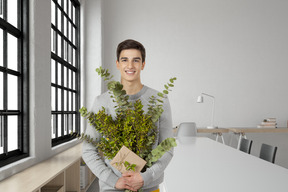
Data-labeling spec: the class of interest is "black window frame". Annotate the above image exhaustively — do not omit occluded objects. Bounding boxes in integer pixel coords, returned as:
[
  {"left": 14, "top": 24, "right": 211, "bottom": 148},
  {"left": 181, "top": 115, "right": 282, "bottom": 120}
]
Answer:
[
  {"left": 0, "top": 0, "right": 29, "bottom": 167},
  {"left": 51, "top": 0, "right": 80, "bottom": 147}
]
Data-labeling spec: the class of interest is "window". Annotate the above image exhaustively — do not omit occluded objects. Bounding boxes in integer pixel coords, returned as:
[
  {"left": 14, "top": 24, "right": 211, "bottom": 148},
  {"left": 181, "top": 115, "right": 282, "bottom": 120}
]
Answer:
[
  {"left": 51, "top": 0, "right": 80, "bottom": 147},
  {"left": 0, "top": 0, "right": 29, "bottom": 167}
]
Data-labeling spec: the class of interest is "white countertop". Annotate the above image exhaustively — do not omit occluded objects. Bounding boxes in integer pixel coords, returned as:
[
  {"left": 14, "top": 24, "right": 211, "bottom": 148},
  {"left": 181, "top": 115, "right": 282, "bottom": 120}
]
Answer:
[{"left": 163, "top": 137, "right": 288, "bottom": 192}]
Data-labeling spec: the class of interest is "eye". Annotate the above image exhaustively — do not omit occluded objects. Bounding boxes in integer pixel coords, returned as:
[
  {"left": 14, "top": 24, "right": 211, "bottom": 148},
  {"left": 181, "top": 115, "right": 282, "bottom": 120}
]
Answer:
[
  {"left": 121, "top": 59, "right": 127, "bottom": 62},
  {"left": 134, "top": 59, "right": 140, "bottom": 63}
]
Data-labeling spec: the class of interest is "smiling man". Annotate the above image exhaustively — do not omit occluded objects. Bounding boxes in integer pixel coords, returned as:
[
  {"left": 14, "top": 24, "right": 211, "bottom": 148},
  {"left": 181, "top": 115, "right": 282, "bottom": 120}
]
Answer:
[{"left": 82, "top": 39, "right": 174, "bottom": 192}]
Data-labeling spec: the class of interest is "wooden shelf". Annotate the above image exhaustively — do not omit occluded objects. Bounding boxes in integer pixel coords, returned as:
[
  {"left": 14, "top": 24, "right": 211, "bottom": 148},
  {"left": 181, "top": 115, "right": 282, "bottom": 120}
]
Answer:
[
  {"left": 42, "top": 186, "right": 64, "bottom": 192},
  {"left": 0, "top": 143, "right": 95, "bottom": 192}
]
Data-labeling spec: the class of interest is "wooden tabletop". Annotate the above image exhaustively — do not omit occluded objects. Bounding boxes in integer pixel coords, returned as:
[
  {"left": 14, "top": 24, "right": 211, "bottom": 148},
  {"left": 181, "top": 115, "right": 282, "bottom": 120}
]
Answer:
[
  {"left": 173, "top": 127, "right": 229, "bottom": 135},
  {"left": 197, "top": 128, "right": 229, "bottom": 133},
  {"left": 229, "top": 128, "right": 288, "bottom": 134},
  {"left": 173, "top": 127, "right": 288, "bottom": 135}
]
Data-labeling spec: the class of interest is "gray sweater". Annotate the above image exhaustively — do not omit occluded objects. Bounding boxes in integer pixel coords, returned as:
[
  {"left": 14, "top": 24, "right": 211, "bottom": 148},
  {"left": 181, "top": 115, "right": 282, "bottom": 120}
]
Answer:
[{"left": 82, "top": 85, "right": 174, "bottom": 192}]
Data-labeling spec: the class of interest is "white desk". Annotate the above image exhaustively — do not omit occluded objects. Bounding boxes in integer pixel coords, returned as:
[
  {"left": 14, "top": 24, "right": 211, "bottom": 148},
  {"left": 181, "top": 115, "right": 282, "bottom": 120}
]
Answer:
[{"left": 164, "top": 137, "right": 288, "bottom": 192}]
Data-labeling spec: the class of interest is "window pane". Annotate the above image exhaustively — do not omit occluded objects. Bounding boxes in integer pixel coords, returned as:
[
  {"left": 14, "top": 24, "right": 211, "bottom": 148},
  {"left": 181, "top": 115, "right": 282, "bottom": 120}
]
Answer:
[
  {"left": 72, "top": 26, "right": 75, "bottom": 45},
  {"left": 72, "top": 71, "right": 75, "bottom": 90},
  {"left": 68, "top": 114, "right": 72, "bottom": 132},
  {"left": 69, "top": 2, "right": 73, "bottom": 20},
  {"left": 51, "top": 114, "right": 57, "bottom": 138},
  {"left": 68, "top": 91, "right": 72, "bottom": 111},
  {"left": 58, "top": 88, "right": 62, "bottom": 110},
  {"left": 72, "top": 6, "right": 75, "bottom": 24},
  {"left": 68, "top": 23, "right": 72, "bottom": 42},
  {"left": 51, "top": 1, "right": 55, "bottom": 25},
  {"left": 51, "top": 29, "right": 55, "bottom": 53},
  {"left": 0, "top": 72, "right": 3, "bottom": 110},
  {"left": 57, "top": 8, "right": 62, "bottom": 31},
  {"left": 0, "top": 0, "right": 3, "bottom": 19},
  {"left": 64, "top": 67, "right": 67, "bottom": 87},
  {"left": 51, "top": 86, "right": 55, "bottom": 111},
  {"left": 64, "top": 17, "right": 67, "bottom": 36},
  {"left": 68, "top": 0, "right": 71, "bottom": 18},
  {"left": 51, "top": 59, "right": 56, "bottom": 84},
  {"left": 57, "top": 114, "right": 62, "bottom": 137},
  {"left": 57, "top": 0, "right": 62, "bottom": 6},
  {"left": 8, "top": 116, "right": 18, "bottom": 151},
  {"left": 64, "top": 41, "right": 67, "bottom": 60},
  {"left": 68, "top": 44, "right": 71, "bottom": 63},
  {"left": 73, "top": 114, "right": 75, "bottom": 132},
  {"left": 7, "top": 75, "right": 17, "bottom": 110},
  {"left": 7, "top": 0, "right": 18, "bottom": 28},
  {"left": 66, "top": 69, "right": 70, "bottom": 88},
  {"left": 68, "top": 69, "right": 72, "bottom": 89},
  {"left": 7, "top": 33, "right": 18, "bottom": 71},
  {"left": 73, "top": 48, "right": 76, "bottom": 66},
  {"left": 64, "top": 114, "right": 67, "bottom": 134},
  {"left": 0, "top": 30, "right": 3, "bottom": 67},
  {"left": 57, "top": 34, "right": 62, "bottom": 56},
  {"left": 0, "top": 116, "right": 3, "bottom": 154},
  {"left": 57, "top": 63, "right": 62, "bottom": 85},
  {"left": 64, "top": 0, "right": 67, "bottom": 13},
  {"left": 64, "top": 90, "right": 67, "bottom": 111},
  {"left": 72, "top": 92, "right": 75, "bottom": 111}
]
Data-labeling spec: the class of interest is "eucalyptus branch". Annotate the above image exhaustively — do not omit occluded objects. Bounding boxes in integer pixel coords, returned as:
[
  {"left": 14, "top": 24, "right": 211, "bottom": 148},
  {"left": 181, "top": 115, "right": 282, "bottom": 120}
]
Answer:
[
  {"left": 147, "top": 77, "right": 177, "bottom": 122},
  {"left": 74, "top": 67, "right": 177, "bottom": 189}
]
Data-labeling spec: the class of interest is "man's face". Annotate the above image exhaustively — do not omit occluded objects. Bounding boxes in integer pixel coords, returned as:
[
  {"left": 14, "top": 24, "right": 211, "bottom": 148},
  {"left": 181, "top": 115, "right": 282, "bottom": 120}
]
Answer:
[{"left": 116, "top": 49, "right": 145, "bottom": 83}]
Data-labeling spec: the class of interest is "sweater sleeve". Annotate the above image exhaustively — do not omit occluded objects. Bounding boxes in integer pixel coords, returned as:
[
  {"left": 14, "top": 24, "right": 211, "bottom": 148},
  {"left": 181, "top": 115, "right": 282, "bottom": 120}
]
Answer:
[
  {"left": 82, "top": 96, "right": 119, "bottom": 188},
  {"left": 140, "top": 97, "right": 174, "bottom": 187}
]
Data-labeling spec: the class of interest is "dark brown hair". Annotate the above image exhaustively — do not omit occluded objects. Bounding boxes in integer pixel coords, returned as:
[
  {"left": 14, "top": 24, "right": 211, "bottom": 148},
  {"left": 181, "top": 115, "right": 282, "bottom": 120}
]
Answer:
[{"left": 116, "top": 39, "right": 146, "bottom": 62}]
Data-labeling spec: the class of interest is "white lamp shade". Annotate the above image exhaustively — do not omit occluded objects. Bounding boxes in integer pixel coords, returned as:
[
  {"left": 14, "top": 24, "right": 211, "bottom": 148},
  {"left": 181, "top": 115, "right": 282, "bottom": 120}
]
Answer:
[{"left": 197, "top": 95, "right": 203, "bottom": 103}]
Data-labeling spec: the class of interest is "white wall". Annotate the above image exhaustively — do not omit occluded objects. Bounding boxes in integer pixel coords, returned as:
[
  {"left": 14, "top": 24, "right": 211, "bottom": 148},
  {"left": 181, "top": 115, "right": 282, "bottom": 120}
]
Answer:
[
  {"left": 82, "top": 0, "right": 102, "bottom": 109},
  {"left": 101, "top": 0, "right": 288, "bottom": 128},
  {"left": 81, "top": 0, "right": 103, "bottom": 130}
]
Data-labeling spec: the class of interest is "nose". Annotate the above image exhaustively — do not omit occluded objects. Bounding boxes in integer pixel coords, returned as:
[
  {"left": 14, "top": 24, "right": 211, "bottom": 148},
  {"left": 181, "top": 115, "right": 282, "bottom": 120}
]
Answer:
[{"left": 127, "top": 60, "right": 134, "bottom": 68}]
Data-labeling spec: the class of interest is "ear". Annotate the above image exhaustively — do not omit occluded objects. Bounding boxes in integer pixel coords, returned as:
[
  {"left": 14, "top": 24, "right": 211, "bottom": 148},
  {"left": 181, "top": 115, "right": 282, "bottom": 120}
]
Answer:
[
  {"left": 116, "top": 60, "right": 120, "bottom": 70},
  {"left": 141, "top": 61, "right": 146, "bottom": 70}
]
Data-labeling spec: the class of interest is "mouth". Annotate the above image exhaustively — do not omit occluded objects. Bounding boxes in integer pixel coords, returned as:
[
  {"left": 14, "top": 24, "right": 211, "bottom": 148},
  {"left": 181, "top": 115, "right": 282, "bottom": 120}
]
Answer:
[{"left": 125, "top": 70, "right": 136, "bottom": 75}]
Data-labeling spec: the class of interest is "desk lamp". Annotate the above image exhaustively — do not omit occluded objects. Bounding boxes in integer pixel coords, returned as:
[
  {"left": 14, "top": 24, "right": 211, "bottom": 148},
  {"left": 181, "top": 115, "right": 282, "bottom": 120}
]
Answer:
[{"left": 197, "top": 93, "right": 218, "bottom": 129}]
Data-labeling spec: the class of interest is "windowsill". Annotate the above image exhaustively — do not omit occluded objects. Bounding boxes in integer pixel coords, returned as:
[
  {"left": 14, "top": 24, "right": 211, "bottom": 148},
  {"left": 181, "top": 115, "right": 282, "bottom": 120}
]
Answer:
[{"left": 0, "top": 138, "right": 81, "bottom": 182}]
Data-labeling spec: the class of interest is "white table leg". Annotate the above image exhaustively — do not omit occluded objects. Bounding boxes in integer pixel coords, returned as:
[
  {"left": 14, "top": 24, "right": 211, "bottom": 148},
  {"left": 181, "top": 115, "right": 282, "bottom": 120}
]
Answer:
[
  {"left": 237, "top": 133, "right": 243, "bottom": 150},
  {"left": 221, "top": 134, "right": 225, "bottom": 145}
]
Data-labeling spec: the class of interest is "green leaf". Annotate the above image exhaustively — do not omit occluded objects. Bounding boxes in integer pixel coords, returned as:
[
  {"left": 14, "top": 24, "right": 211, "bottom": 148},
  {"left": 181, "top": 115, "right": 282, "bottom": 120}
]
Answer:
[
  {"left": 163, "top": 90, "right": 169, "bottom": 94},
  {"left": 157, "top": 92, "right": 164, "bottom": 97}
]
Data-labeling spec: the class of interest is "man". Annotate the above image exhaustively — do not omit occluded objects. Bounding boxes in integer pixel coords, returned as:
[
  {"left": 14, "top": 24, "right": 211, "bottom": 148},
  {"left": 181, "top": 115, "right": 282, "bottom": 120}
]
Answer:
[{"left": 82, "top": 39, "right": 174, "bottom": 192}]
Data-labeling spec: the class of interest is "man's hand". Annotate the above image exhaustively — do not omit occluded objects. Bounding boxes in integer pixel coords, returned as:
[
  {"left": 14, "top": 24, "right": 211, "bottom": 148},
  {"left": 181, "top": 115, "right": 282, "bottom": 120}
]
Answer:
[
  {"left": 122, "top": 172, "right": 144, "bottom": 191},
  {"left": 115, "top": 176, "right": 137, "bottom": 191}
]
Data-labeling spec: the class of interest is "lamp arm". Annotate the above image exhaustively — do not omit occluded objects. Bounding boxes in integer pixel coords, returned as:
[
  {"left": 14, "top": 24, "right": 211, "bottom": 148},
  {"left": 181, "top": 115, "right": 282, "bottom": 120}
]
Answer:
[{"left": 201, "top": 93, "right": 215, "bottom": 98}]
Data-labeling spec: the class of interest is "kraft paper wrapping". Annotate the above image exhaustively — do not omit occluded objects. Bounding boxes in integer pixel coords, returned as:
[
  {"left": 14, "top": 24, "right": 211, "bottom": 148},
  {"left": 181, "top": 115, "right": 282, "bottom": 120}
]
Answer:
[{"left": 110, "top": 146, "right": 147, "bottom": 173}]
